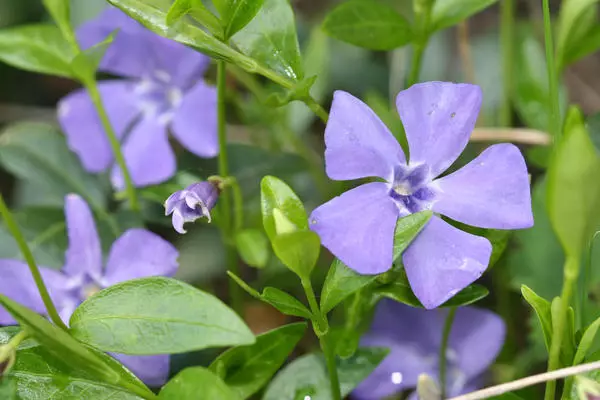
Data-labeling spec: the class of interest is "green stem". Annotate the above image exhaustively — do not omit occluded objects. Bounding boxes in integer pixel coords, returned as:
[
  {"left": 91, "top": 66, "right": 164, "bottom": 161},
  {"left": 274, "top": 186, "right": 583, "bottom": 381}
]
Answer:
[
  {"left": 303, "top": 96, "right": 329, "bottom": 124},
  {"left": 500, "top": 0, "right": 514, "bottom": 127},
  {"left": 407, "top": 42, "right": 426, "bottom": 87},
  {"left": 84, "top": 80, "right": 139, "bottom": 212},
  {"left": 217, "top": 60, "right": 243, "bottom": 315},
  {"left": 320, "top": 335, "right": 342, "bottom": 400},
  {"left": 544, "top": 256, "right": 580, "bottom": 400},
  {"left": 440, "top": 307, "right": 458, "bottom": 399},
  {"left": 542, "top": 0, "right": 561, "bottom": 141},
  {"left": 0, "top": 194, "right": 68, "bottom": 331},
  {"left": 228, "top": 178, "right": 244, "bottom": 232}
]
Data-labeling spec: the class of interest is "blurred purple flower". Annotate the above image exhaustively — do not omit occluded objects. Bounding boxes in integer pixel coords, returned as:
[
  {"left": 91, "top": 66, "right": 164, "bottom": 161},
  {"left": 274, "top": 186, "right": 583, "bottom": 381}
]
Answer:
[
  {"left": 309, "top": 82, "right": 533, "bottom": 309},
  {"left": 0, "top": 194, "right": 178, "bottom": 386},
  {"left": 352, "top": 300, "right": 505, "bottom": 400},
  {"left": 165, "top": 181, "right": 220, "bottom": 234},
  {"left": 58, "top": 7, "right": 218, "bottom": 189}
]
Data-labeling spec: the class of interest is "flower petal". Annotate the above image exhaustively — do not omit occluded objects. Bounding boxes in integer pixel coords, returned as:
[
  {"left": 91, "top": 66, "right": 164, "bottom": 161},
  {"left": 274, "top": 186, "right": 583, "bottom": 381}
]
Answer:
[
  {"left": 402, "top": 216, "right": 491, "bottom": 309},
  {"left": 0, "top": 260, "right": 69, "bottom": 324},
  {"left": 450, "top": 307, "right": 505, "bottom": 379},
  {"left": 111, "top": 353, "right": 170, "bottom": 387},
  {"left": 58, "top": 81, "right": 139, "bottom": 173},
  {"left": 103, "top": 229, "right": 178, "bottom": 286},
  {"left": 309, "top": 182, "right": 399, "bottom": 275},
  {"left": 171, "top": 82, "right": 218, "bottom": 158},
  {"left": 110, "top": 116, "right": 176, "bottom": 189},
  {"left": 432, "top": 144, "right": 534, "bottom": 229},
  {"left": 63, "top": 194, "right": 102, "bottom": 279},
  {"left": 396, "top": 82, "right": 482, "bottom": 177},
  {"left": 324, "top": 91, "right": 405, "bottom": 181}
]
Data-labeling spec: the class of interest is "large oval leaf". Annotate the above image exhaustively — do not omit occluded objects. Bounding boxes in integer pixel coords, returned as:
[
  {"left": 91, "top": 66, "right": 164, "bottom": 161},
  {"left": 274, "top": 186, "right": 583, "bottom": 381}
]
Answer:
[{"left": 70, "top": 277, "right": 255, "bottom": 354}]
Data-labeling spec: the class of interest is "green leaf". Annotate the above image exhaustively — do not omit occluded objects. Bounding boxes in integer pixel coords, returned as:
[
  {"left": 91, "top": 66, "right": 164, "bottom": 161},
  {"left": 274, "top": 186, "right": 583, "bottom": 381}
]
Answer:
[
  {"left": 556, "top": 0, "right": 599, "bottom": 70},
  {"left": 42, "top": 0, "right": 74, "bottom": 42},
  {"left": 0, "top": 24, "right": 75, "bottom": 78},
  {"left": 574, "top": 316, "right": 600, "bottom": 365},
  {"left": 69, "top": 277, "right": 255, "bottom": 354},
  {"left": 159, "top": 367, "right": 239, "bottom": 400},
  {"left": 166, "top": 0, "right": 223, "bottom": 37},
  {"left": 261, "top": 176, "right": 307, "bottom": 241},
  {"left": 0, "top": 296, "right": 153, "bottom": 399},
  {"left": 320, "top": 259, "right": 377, "bottom": 314},
  {"left": 227, "top": 272, "right": 312, "bottom": 318},
  {"left": 0, "top": 122, "right": 108, "bottom": 210},
  {"left": 263, "top": 348, "right": 388, "bottom": 400},
  {"left": 430, "top": 0, "right": 498, "bottom": 32},
  {"left": 547, "top": 114, "right": 600, "bottom": 257},
  {"left": 551, "top": 297, "right": 577, "bottom": 366},
  {"left": 322, "top": 0, "right": 412, "bottom": 51},
  {"left": 272, "top": 231, "right": 320, "bottom": 279},
  {"left": 235, "top": 229, "right": 270, "bottom": 268},
  {"left": 392, "top": 211, "right": 432, "bottom": 260},
  {"left": 209, "top": 323, "right": 306, "bottom": 398},
  {"left": 224, "top": 0, "right": 265, "bottom": 39},
  {"left": 70, "top": 32, "right": 116, "bottom": 83},
  {"left": 562, "top": 24, "right": 600, "bottom": 68},
  {"left": 521, "top": 285, "right": 553, "bottom": 351},
  {"left": 231, "top": 0, "right": 303, "bottom": 81}
]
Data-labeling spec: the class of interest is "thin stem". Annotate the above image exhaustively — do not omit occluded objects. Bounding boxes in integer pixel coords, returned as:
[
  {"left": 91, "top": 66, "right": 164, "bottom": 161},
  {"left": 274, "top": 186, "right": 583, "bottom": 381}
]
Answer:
[
  {"left": 545, "top": 256, "right": 580, "bottom": 400},
  {"left": 217, "top": 60, "right": 243, "bottom": 315},
  {"left": 303, "top": 96, "right": 329, "bottom": 124},
  {"left": 440, "top": 307, "right": 458, "bottom": 398},
  {"left": 500, "top": 0, "right": 515, "bottom": 126},
  {"left": 542, "top": 0, "right": 561, "bottom": 141},
  {"left": 7, "top": 330, "right": 28, "bottom": 349},
  {"left": 84, "top": 80, "right": 139, "bottom": 211},
  {"left": 449, "top": 359, "right": 600, "bottom": 400},
  {"left": 0, "top": 194, "right": 68, "bottom": 331},
  {"left": 407, "top": 43, "right": 426, "bottom": 87},
  {"left": 320, "top": 335, "right": 342, "bottom": 400}
]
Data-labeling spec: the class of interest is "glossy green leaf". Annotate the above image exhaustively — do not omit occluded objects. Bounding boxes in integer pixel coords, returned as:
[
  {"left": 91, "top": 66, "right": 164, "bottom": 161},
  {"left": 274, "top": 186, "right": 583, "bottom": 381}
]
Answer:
[
  {"left": 70, "top": 32, "right": 116, "bottom": 83},
  {"left": 392, "top": 211, "right": 432, "bottom": 260},
  {"left": 320, "top": 259, "right": 377, "bottom": 314},
  {"left": 547, "top": 116, "right": 600, "bottom": 257},
  {"left": 235, "top": 229, "right": 269, "bottom": 268},
  {"left": 159, "top": 367, "right": 239, "bottom": 400},
  {"left": 263, "top": 348, "right": 388, "bottom": 400},
  {"left": 272, "top": 231, "right": 320, "bottom": 279},
  {"left": 227, "top": 272, "right": 312, "bottom": 318},
  {"left": 70, "top": 277, "right": 255, "bottom": 354},
  {"left": 166, "top": 0, "right": 223, "bottom": 37},
  {"left": 430, "top": 0, "right": 498, "bottom": 32},
  {"left": 0, "top": 296, "right": 154, "bottom": 399},
  {"left": 224, "top": 0, "right": 265, "bottom": 39},
  {"left": 521, "top": 285, "right": 553, "bottom": 351},
  {"left": 231, "top": 0, "right": 303, "bottom": 81},
  {"left": 0, "top": 122, "right": 108, "bottom": 210},
  {"left": 322, "top": 0, "right": 412, "bottom": 51},
  {"left": 556, "top": 0, "right": 600, "bottom": 70},
  {"left": 209, "top": 323, "right": 306, "bottom": 398},
  {"left": 0, "top": 24, "right": 74, "bottom": 78},
  {"left": 574, "top": 316, "right": 600, "bottom": 365},
  {"left": 42, "top": 0, "right": 74, "bottom": 42},
  {"left": 261, "top": 176, "right": 307, "bottom": 241}
]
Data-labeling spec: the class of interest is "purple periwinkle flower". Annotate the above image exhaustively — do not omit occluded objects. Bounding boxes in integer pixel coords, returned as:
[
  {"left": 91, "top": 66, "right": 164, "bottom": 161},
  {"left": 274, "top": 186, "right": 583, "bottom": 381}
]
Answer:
[
  {"left": 352, "top": 300, "right": 505, "bottom": 400},
  {"left": 165, "top": 181, "right": 220, "bottom": 234},
  {"left": 310, "top": 82, "right": 533, "bottom": 309},
  {"left": 0, "top": 194, "right": 179, "bottom": 386},
  {"left": 58, "top": 8, "right": 218, "bottom": 189}
]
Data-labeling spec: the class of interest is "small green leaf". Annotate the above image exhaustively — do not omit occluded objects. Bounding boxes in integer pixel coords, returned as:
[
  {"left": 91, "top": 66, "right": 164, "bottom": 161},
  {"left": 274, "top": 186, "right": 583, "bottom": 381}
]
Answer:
[
  {"left": 235, "top": 229, "right": 269, "bottom": 268},
  {"left": 159, "top": 367, "right": 239, "bottom": 400},
  {"left": 231, "top": 0, "right": 303, "bottom": 81},
  {"left": 209, "top": 323, "right": 306, "bottom": 398},
  {"left": 0, "top": 24, "right": 75, "bottom": 78},
  {"left": 551, "top": 297, "right": 576, "bottom": 366},
  {"left": 320, "top": 259, "right": 377, "bottom": 314},
  {"left": 70, "top": 32, "right": 116, "bottom": 83},
  {"left": 70, "top": 277, "right": 255, "bottom": 354},
  {"left": 224, "top": 0, "right": 265, "bottom": 39},
  {"left": 263, "top": 348, "right": 389, "bottom": 400},
  {"left": 556, "top": 0, "right": 599, "bottom": 70},
  {"left": 430, "top": 0, "right": 498, "bottom": 32},
  {"left": 272, "top": 231, "right": 321, "bottom": 279},
  {"left": 272, "top": 208, "right": 299, "bottom": 235},
  {"left": 323, "top": 0, "right": 412, "bottom": 51},
  {"left": 521, "top": 285, "right": 553, "bottom": 351},
  {"left": 392, "top": 211, "right": 432, "bottom": 261},
  {"left": 261, "top": 176, "right": 307, "bottom": 241},
  {"left": 166, "top": 0, "right": 223, "bottom": 37},
  {"left": 547, "top": 113, "right": 600, "bottom": 257},
  {"left": 0, "top": 296, "right": 154, "bottom": 398},
  {"left": 561, "top": 25, "right": 600, "bottom": 69},
  {"left": 574, "top": 316, "right": 600, "bottom": 365}
]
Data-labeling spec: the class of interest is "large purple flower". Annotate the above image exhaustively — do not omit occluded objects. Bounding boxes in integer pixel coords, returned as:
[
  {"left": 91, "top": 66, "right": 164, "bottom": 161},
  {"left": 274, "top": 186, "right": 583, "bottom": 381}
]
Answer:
[
  {"left": 0, "top": 194, "right": 178, "bottom": 386},
  {"left": 58, "top": 7, "right": 218, "bottom": 189},
  {"left": 310, "top": 82, "right": 533, "bottom": 309},
  {"left": 353, "top": 300, "right": 505, "bottom": 399}
]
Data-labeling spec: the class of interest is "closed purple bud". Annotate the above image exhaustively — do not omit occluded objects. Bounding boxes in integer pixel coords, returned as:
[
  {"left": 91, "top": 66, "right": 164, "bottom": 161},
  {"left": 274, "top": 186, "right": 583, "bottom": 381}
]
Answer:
[{"left": 165, "top": 182, "right": 220, "bottom": 234}]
